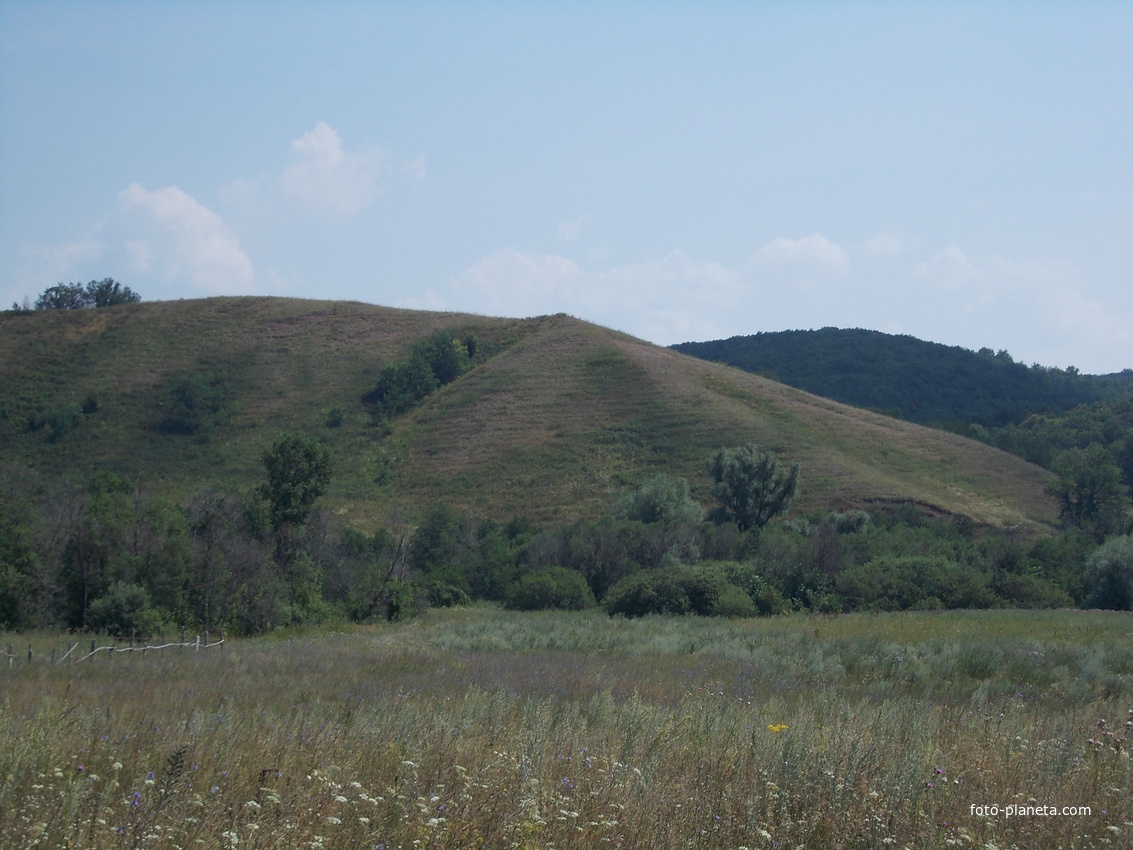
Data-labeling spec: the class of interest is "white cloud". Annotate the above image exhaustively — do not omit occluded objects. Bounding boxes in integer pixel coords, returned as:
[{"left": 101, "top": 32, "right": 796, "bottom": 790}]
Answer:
[
  {"left": 857, "top": 231, "right": 914, "bottom": 258},
  {"left": 435, "top": 248, "right": 744, "bottom": 344},
  {"left": 119, "top": 183, "right": 254, "bottom": 292},
  {"left": 557, "top": 215, "right": 591, "bottom": 244},
  {"left": 280, "top": 121, "right": 384, "bottom": 214},
  {"left": 913, "top": 245, "right": 977, "bottom": 290},
  {"left": 756, "top": 233, "right": 850, "bottom": 276}
]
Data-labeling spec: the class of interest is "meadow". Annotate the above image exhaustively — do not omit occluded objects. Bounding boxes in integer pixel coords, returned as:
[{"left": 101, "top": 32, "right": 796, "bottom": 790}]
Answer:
[{"left": 2, "top": 608, "right": 1131, "bottom": 849}]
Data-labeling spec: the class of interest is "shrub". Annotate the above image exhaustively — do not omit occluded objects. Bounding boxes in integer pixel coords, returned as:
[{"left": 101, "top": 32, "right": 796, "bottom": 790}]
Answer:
[
  {"left": 613, "top": 474, "right": 701, "bottom": 525},
  {"left": 507, "top": 567, "right": 596, "bottom": 611},
  {"left": 836, "top": 556, "right": 996, "bottom": 611},
  {"left": 714, "top": 561, "right": 788, "bottom": 615},
  {"left": 604, "top": 565, "right": 754, "bottom": 618},
  {"left": 993, "top": 573, "right": 1074, "bottom": 609},
  {"left": 1085, "top": 535, "right": 1133, "bottom": 610},
  {"left": 86, "top": 582, "right": 165, "bottom": 638}
]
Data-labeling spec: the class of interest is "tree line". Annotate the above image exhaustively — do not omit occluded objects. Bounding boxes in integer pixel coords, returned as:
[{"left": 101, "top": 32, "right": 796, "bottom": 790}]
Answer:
[
  {"left": 3, "top": 437, "right": 1131, "bottom": 637},
  {"left": 9, "top": 279, "right": 142, "bottom": 312}
]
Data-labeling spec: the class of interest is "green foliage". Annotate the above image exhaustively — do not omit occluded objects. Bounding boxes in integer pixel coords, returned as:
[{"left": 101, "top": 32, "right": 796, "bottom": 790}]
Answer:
[
  {"left": 707, "top": 444, "right": 800, "bottom": 531},
  {"left": 0, "top": 508, "right": 39, "bottom": 629},
  {"left": 1044, "top": 444, "right": 1130, "bottom": 540},
  {"left": 673, "top": 327, "right": 1133, "bottom": 427},
  {"left": 1085, "top": 535, "right": 1133, "bottom": 611},
  {"left": 258, "top": 433, "right": 334, "bottom": 530},
  {"left": 86, "top": 582, "right": 165, "bottom": 638},
  {"left": 507, "top": 566, "right": 596, "bottom": 611},
  {"left": 34, "top": 278, "right": 141, "bottom": 310},
  {"left": 835, "top": 556, "right": 997, "bottom": 612},
  {"left": 159, "top": 371, "right": 231, "bottom": 438},
  {"left": 613, "top": 473, "right": 701, "bottom": 525},
  {"left": 27, "top": 401, "right": 87, "bottom": 442},
  {"left": 362, "top": 330, "right": 476, "bottom": 420},
  {"left": 713, "top": 561, "right": 787, "bottom": 615},
  {"left": 604, "top": 565, "right": 756, "bottom": 618}
]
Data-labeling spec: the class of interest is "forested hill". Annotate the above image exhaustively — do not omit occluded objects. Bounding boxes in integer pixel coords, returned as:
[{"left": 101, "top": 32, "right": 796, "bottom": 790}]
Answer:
[{"left": 671, "top": 328, "right": 1133, "bottom": 428}]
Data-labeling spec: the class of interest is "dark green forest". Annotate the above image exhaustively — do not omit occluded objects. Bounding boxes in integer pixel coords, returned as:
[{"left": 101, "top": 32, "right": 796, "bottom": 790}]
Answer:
[{"left": 672, "top": 328, "right": 1133, "bottom": 426}]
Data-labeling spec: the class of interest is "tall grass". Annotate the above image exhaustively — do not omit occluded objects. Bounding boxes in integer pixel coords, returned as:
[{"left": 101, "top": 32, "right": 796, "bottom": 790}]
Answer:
[{"left": 3, "top": 609, "right": 1130, "bottom": 848}]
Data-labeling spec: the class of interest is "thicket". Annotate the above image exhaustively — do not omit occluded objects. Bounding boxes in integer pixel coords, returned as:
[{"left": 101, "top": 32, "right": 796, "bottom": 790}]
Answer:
[
  {"left": 8, "top": 278, "right": 141, "bottom": 312},
  {"left": 4, "top": 440, "right": 1130, "bottom": 635},
  {"left": 361, "top": 329, "right": 484, "bottom": 423}
]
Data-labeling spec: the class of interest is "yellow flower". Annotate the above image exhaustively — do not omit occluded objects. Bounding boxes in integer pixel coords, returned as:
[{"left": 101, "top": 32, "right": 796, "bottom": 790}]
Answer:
[{"left": 767, "top": 724, "right": 789, "bottom": 733}]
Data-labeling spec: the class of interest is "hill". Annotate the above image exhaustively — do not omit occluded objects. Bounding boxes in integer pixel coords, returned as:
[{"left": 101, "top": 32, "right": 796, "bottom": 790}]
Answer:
[
  {"left": 0, "top": 297, "right": 1058, "bottom": 531},
  {"left": 671, "top": 328, "right": 1133, "bottom": 427}
]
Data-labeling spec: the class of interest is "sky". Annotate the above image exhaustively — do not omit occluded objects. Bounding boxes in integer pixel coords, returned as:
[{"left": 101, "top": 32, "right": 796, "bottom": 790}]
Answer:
[{"left": 2, "top": 3, "right": 1131, "bottom": 374}]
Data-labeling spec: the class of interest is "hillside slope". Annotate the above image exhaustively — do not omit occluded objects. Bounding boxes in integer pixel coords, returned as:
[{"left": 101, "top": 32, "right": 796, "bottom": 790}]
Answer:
[{"left": 0, "top": 298, "right": 1058, "bottom": 531}]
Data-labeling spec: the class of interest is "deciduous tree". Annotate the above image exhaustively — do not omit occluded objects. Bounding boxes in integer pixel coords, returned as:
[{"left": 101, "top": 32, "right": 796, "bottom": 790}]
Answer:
[{"left": 707, "top": 445, "right": 800, "bottom": 531}]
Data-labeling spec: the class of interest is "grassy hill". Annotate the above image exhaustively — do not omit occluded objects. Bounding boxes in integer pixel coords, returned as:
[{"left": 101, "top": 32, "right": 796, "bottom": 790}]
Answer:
[{"left": 0, "top": 297, "right": 1058, "bottom": 532}]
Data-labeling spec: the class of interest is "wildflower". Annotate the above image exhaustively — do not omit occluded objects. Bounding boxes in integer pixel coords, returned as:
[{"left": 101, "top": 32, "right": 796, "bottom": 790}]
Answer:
[
  {"left": 326, "top": 816, "right": 342, "bottom": 825},
  {"left": 767, "top": 724, "right": 789, "bottom": 733},
  {"left": 77, "top": 765, "right": 85, "bottom": 772}
]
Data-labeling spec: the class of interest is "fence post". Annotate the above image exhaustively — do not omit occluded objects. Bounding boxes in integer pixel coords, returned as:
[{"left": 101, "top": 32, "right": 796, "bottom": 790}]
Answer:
[
  {"left": 27, "top": 643, "right": 32, "bottom": 665},
  {"left": 7, "top": 644, "right": 12, "bottom": 668},
  {"left": 205, "top": 630, "right": 210, "bottom": 649},
  {"left": 195, "top": 635, "right": 200, "bottom": 652},
  {"left": 51, "top": 648, "right": 56, "bottom": 665}
]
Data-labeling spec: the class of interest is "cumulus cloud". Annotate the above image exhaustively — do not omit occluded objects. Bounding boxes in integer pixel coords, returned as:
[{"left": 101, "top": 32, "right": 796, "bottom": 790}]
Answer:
[
  {"left": 280, "top": 121, "right": 384, "bottom": 214},
  {"left": 119, "top": 183, "right": 254, "bottom": 292},
  {"left": 756, "top": 233, "right": 850, "bottom": 276},
  {"left": 913, "top": 245, "right": 978, "bottom": 291},
  {"left": 858, "top": 231, "right": 914, "bottom": 258},
  {"left": 557, "top": 215, "right": 591, "bottom": 244},
  {"left": 432, "top": 248, "right": 743, "bottom": 344}
]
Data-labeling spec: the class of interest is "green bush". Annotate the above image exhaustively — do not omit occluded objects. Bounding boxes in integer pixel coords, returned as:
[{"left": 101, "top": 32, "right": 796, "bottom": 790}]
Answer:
[
  {"left": 604, "top": 565, "right": 755, "bottom": 618},
  {"left": 613, "top": 474, "right": 701, "bottom": 525},
  {"left": 507, "top": 566, "right": 596, "bottom": 611},
  {"left": 714, "top": 561, "right": 788, "bottom": 615},
  {"left": 993, "top": 573, "right": 1074, "bottom": 609},
  {"left": 836, "top": 556, "right": 996, "bottom": 611},
  {"left": 1085, "top": 535, "right": 1133, "bottom": 610},
  {"left": 86, "top": 582, "right": 165, "bottom": 639}
]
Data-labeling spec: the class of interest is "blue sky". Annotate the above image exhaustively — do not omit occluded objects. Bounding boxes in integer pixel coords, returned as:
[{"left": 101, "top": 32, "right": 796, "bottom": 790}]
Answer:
[{"left": 2, "top": 3, "right": 1131, "bottom": 373}]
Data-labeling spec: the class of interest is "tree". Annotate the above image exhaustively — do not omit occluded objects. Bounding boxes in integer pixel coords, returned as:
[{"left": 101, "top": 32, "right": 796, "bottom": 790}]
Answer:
[
  {"left": 707, "top": 445, "right": 800, "bottom": 531},
  {"left": 1044, "top": 444, "right": 1130, "bottom": 541},
  {"left": 614, "top": 474, "right": 701, "bottom": 525},
  {"left": 32, "top": 279, "right": 140, "bottom": 310},
  {"left": 35, "top": 283, "right": 89, "bottom": 310},
  {"left": 84, "top": 278, "right": 141, "bottom": 307},
  {"left": 1085, "top": 535, "right": 1133, "bottom": 610},
  {"left": 258, "top": 433, "right": 334, "bottom": 530}
]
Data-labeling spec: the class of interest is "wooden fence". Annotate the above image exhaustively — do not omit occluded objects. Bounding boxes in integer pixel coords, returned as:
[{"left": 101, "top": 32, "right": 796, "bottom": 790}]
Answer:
[{"left": 3, "top": 631, "right": 225, "bottom": 667}]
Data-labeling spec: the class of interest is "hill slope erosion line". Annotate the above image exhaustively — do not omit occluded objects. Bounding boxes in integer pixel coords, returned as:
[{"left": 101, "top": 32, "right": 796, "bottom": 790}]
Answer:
[{"left": 0, "top": 297, "right": 1056, "bottom": 530}]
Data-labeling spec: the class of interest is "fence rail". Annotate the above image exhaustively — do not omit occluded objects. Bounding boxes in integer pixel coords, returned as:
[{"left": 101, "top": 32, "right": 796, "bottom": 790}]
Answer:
[{"left": 4, "top": 631, "right": 225, "bottom": 667}]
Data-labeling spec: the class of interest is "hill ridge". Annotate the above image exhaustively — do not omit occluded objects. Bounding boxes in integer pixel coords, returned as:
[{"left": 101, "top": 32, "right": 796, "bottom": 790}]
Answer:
[{"left": 0, "top": 297, "right": 1056, "bottom": 531}]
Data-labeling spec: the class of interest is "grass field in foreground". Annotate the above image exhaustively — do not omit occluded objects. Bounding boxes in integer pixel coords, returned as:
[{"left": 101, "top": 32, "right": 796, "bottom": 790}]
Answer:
[{"left": 2, "top": 608, "right": 1131, "bottom": 849}]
